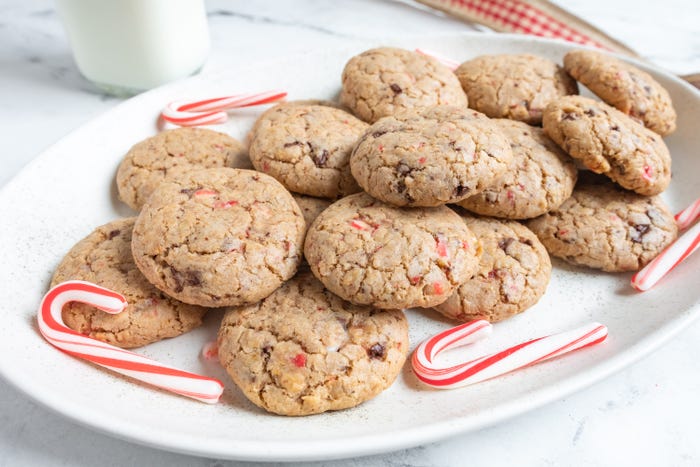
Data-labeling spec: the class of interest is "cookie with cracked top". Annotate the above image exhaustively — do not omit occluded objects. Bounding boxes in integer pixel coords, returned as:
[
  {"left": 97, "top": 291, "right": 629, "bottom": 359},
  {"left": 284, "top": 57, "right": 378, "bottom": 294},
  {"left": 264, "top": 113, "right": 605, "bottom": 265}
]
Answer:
[
  {"left": 350, "top": 106, "right": 513, "bottom": 207},
  {"left": 435, "top": 213, "right": 551, "bottom": 323},
  {"left": 564, "top": 49, "right": 676, "bottom": 136},
  {"left": 454, "top": 54, "right": 578, "bottom": 125},
  {"left": 51, "top": 217, "right": 208, "bottom": 348},
  {"left": 304, "top": 192, "right": 481, "bottom": 309},
  {"left": 116, "top": 127, "right": 249, "bottom": 211},
  {"left": 340, "top": 47, "right": 468, "bottom": 123},
  {"left": 542, "top": 95, "right": 671, "bottom": 196},
  {"left": 457, "top": 119, "right": 577, "bottom": 219},
  {"left": 292, "top": 193, "right": 332, "bottom": 230},
  {"left": 131, "top": 168, "right": 305, "bottom": 307},
  {"left": 249, "top": 104, "right": 367, "bottom": 198},
  {"left": 217, "top": 271, "right": 409, "bottom": 416},
  {"left": 526, "top": 174, "right": 677, "bottom": 272}
]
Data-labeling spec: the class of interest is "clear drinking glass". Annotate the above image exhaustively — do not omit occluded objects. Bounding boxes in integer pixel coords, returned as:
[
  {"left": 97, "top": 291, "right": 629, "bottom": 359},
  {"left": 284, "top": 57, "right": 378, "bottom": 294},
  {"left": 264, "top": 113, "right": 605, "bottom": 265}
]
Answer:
[{"left": 56, "top": 0, "right": 210, "bottom": 96}]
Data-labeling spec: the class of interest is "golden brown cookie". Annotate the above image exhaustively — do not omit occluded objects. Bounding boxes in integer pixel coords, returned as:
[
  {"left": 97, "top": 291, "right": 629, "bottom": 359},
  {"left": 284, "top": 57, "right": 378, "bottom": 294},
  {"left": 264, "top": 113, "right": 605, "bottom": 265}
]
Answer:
[
  {"left": 564, "top": 49, "right": 676, "bottom": 136},
  {"left": 340, "top": 47, "right": 468, "bottom": 123},
  {"left": 304, "top": 192, "right": 481, "bottom": 309},
  {"left": 249, "top": 104, "right": 368, "bottom": 198},
  {"left": 457, "top": 119, "right": 578, "bottom": 219},
  {"left": 350, "top": 107, "right": 513, "bottom": 207},
  {"left": 542, "top": 95, "right": 671, "bottom": 196},
  {"left": 435, "top": 213, "right": 551, "bottom": 323},
  {"left": 51, "top": 218, "right": 208, "bottom": 348},
  {"left": 527, "top": 174, "right": 677, "bottom": 272},
  {"left": 131, "top": 168, "right": 305, "bottom": 307},
  {"left": 116, "top": 127, "right": 249, "bottom": 211},
  {"left": 455, "top": 54, "right": 578, "bottom": 125},
  {"left": 217, "top": 271, "right": 409, "bottom": 416}
]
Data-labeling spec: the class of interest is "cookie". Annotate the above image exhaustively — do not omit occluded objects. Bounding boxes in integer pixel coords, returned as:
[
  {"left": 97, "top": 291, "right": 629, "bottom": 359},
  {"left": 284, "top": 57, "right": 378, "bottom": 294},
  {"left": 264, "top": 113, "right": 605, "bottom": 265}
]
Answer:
[
  {"left": 217, "top": 271, "right": 409, "bottom": 416},
  {"left": 435, "top": 213, "right": 551, "bottom": 323},
  {"left": 457, "top": 119, "right": 578, "bottom": 219},
  {"left": 340, "top": 47, "right": 468, "bottom": 123},
  {"left": 249, "top": 104, "right": 367, "bottom": 198},
  {"left": 304, "top": 192, "right": 481, "bottom": 309},
  {"left": 131, "top": 168, "right": 305, "bottom": 307},
  {"left": 116, "top": 127, "right": 249, "bottom": 211},
  {"left": 526, "top": 174, "right": 678, "bottom": 272},
  {"left": 350, "top": 106, "right": 513, "bottom": 207},
  {"left": 454, "top": 54, "right": 578, "bottom": 125},
  {"left": 292, "top": 194, "right": 332, "bottom": 229},
  {"left": 51, "top": 218, "right": 207, "bottom": 348},
  {"left": 542, "top": 95, "right": 671, "bottom": 196},
  {"left": 563, "top": 49, "right": 676, "bottom": 136}
]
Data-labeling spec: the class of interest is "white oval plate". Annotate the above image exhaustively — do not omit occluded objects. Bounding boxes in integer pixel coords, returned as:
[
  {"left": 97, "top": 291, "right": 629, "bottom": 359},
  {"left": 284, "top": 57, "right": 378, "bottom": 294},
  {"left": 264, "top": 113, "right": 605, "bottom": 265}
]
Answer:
[{"left": 0, "top": 34, "right": 698, "bottom": 462}]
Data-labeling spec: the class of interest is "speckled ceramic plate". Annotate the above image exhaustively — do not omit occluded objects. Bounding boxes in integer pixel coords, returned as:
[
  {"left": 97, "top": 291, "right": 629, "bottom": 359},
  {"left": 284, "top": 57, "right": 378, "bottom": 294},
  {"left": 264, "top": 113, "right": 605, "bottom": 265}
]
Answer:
[{"left": 0, "top": 34, "right": 698, "bottom": 462}]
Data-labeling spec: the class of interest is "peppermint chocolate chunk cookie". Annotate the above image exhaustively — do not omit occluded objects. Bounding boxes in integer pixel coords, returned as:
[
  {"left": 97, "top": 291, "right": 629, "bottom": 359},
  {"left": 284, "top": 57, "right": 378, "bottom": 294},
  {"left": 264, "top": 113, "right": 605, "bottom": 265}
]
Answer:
[
  {"left": 457, "top": 119, "right": 577, "bottom": 219},
  {"left": 435, "top": 214, "right": 551, "bottom": 323},
  {"left": 455, "top": 54, "right": 578, "bottom": 125},
  {"left": 350, "top": 107, "right": 513, "bottom": 207},
  {"left": 543, "top": 95, "right": 671, "bottom": 196},
  {"left": 131, "top": 168, "right": 305, "bottom": 307},
  {"left": 51, "top": 218, "right": 208, "bottom": 348},
  {"left": 527, "top": 174, "right": 677, "bottom": 272},
  {"left": 564, "top": 49, "right": 676, "bottom": 135},
  {"left": 217, "top": 271, "right": 409, "bottom": 416},
  {"left": 340, "top": 47, "right": 468, "bottom": 123},
  {"left": 116, "top": 127, "right": 249, "bottom": 211},
  {"left": 249, "top": 104, "right": 367, "bottom": 198},
  {"left": 304, "top": 193, "right": 481, "bottom": 309}
]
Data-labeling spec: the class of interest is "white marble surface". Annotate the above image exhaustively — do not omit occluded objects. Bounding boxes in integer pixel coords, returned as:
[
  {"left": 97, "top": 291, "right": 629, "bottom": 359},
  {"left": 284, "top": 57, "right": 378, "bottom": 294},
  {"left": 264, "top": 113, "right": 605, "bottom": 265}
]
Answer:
[{"left": 1, "top": 1, "right": 699, "bottom": 465}]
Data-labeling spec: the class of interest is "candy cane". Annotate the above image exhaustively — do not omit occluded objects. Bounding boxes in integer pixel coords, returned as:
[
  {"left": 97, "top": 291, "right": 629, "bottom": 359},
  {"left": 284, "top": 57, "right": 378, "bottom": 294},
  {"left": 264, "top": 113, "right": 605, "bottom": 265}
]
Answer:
[
  {"left": 161, "top": 90, "right": 287, "bottom": 127},
  {"left": 412, "top": 320, "right": 607, "bottom": 389},
  {"left": 37, "top": 280, "right": 224, "bottom": 403},
  {"left": 415, "top": 48, "right": 460, "bottom": 71},
  {"left": 675, "top": 197, "right": 700, "bottom": 230},
  {"left": 631, "top": 220, "right": 700, "bottom": 292}
]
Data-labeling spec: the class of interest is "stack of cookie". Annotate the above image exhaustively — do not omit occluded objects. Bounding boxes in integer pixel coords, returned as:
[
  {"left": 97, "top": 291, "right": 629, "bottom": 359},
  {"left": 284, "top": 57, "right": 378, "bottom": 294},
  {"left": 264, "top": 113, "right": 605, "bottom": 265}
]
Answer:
[{"left": 51, "top": 46, "right": 679, "bottom": 416}]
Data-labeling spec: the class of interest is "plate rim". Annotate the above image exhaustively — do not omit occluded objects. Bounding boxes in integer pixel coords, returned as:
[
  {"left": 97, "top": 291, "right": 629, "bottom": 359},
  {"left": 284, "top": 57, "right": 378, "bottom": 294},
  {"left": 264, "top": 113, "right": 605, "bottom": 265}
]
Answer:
[{"left": 1, "top": 31, "right": 699, "bottom": 461}]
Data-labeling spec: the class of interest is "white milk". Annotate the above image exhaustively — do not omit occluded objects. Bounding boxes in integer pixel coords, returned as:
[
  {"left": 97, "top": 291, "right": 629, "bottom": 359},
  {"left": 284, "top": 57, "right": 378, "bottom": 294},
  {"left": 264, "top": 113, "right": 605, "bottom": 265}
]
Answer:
[{"left": 56, "top": 0, "right": 210, "bottom": 95}]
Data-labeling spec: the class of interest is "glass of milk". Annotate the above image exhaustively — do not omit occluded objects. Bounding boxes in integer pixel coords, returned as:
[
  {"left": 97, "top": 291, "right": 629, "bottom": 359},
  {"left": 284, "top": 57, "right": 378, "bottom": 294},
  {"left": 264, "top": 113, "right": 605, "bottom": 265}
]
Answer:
[{"left": 56, "top": 0, "right": 210, "bottom": 96}]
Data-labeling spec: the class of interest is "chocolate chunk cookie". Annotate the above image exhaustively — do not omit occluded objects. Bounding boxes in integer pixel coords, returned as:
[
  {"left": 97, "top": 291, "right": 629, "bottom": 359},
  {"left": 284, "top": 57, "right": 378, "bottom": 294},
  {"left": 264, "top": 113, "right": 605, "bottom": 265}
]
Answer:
[
  {"left": 116, "top": 128, "right": 249, "bottom": 211},
  {"left": 304, "top": 193, "right": 481, "bottom": 309},
  {"left": 217, "top": 271, "right": 409, "bottom": 416},
  {"left": 527, "top": 174, "right": 677, "bottom": 272},
  {"left": 542, "top": 96, "right": 671, "bottom": 196},
  {"left": 249, "top": 104, "right": 367, "bottom": 198},
  {"left": 340, "top": 47, "right": 468, "bottom": 123},
  {"left": 131, "top": 168, "right": 305, "bottom": 307},
  {"left": 455, "top": 54, "right": 578, "bottom": 125},
  {"left": 435, "top": 213, "right": 551, "bottom": 323},
  {"left": 51, "top": 218, "right": 207, "bottom": 348},
  {"left": 564, "top": 50, "right": 676, "bottom": 136},
  {"left": 350, "top": 107, "right": 513, "bottom": 207},
  {"left": 292, "top": 194, "right": 331, "bottom": 230},
  {"left": 457, "top": 119, "right": 578, "bottom": 219}
]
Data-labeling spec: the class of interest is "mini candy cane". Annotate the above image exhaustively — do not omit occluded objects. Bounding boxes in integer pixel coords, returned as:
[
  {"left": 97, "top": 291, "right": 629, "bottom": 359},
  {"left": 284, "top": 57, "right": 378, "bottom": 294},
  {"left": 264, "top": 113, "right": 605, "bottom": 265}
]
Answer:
[
  {"left": 412, "top": 320, "right": 607, "bottom": 389},
  {"left": 38, "top": 280, "right": 224, "bottom": 403},
  {"left": 415, "top": 48, "right": 460, "bottom": 71},
  {"left": 631, "top": 220, "right": 700, "bottom": 292},
  {"left": 161, "top": 90, "right": 287, "bottom": 127},
  {"left": 675, "top": 197, "right": 700, "bottom": 230}
]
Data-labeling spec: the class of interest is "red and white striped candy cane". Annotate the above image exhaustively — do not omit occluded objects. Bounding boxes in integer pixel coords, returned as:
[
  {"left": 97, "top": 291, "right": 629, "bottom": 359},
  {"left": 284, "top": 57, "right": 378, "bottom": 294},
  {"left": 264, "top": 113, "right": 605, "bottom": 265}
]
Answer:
[
  {"left": 412, "top": 320, "right": 608, "bottom": 389},
  {"left": 161, "top": 90, "right": 287, "bottom": 127},
  {"left": 631, "top": 220, "right": 700, "bottom": 292},
  {"left": 675, "top": 197, "right": 700, "bottom": 230},
  {"left": 415, "top": 48, "right": 460, "bottom": 71},
  {"left": 38, "top": 280, "right": 224, "bottom": 403}
]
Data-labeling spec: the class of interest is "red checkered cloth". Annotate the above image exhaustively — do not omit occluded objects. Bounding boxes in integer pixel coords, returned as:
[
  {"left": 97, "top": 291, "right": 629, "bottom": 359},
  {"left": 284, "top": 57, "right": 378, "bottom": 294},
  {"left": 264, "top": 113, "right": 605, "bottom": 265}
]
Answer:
[{"left": 416, "top": 0, "right": 638, "bottom": 56}]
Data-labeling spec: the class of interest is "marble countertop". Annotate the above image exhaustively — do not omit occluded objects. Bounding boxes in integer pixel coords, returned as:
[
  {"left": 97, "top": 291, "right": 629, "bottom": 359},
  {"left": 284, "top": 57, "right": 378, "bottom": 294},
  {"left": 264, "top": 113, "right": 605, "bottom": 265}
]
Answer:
[{"left": 1, "top": 1, "right": 699, "bottom": 465}]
